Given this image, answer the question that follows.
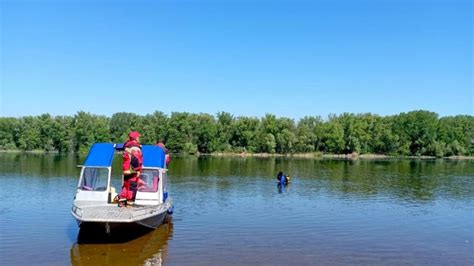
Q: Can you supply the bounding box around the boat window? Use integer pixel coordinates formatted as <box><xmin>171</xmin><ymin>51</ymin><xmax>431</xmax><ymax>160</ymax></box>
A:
<box><xmin>162</xmin><ymin>171</ymin><xmax>168</xmax><ymax>193</ymax></box>
<box><xmin>138</xmin><ymin>169</ymin><xmax>160</xmax><ymax>192</ymax></box>
<box><xmin>80</xmin><ymin>168</ymin><xmax>108</xmax><ymax>191</ymax></box>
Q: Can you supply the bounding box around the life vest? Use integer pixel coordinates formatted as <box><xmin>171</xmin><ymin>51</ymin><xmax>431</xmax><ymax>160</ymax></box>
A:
<box><xmin>122</xmin><ymin>140</ymin><xmax>143</xmax><ymax>175</ymax></box>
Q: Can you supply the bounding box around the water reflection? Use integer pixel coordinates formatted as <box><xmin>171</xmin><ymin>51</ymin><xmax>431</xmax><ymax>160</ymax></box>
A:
<box><xmin>70</xmin><ymin>219</ymin><xmax>173</xmax><ymax>266</ymax></box>
<box><xmin>277</xmin><ymin>183</ymin><xmax>291</xmax><ymax>193</ymax></box>
<box><xmin>2</xmin><ymin>153</ymin><xmax>472</xmax><ymax>203</ymax></box>
<box><xmin>170</xmin><ymin>156</ymin><xmax>473</xmax><ymax>203</ymax></box>
<box><xmin>1</xmin><ymin>154</ymin><xmax>473</xmax><ymax>265</ymax></box>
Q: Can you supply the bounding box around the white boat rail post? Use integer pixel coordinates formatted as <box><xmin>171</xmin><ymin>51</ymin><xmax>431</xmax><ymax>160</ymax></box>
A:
<box><xmin>158</xmin><ymin>169</ymin><xmax>163</xmax><ymax>204</ymax></box>
<box><xmin>162</xmin><ymin>168</ymin><xmax>169</xmax><ymax>202</ymax></box>
<box><xmin>121</xmin><ymin>174</ymin><xmax>124</xmax><ymax>199</ymax></box>
<box><xmin>76</xmin><ymin>166</ymin><xmax>85</xmax><ymax>190</ymax></box>
<box><xmin>107</xmin><ymin>166</ymin><xmax>112</xmax><ymax>203</ymax></box>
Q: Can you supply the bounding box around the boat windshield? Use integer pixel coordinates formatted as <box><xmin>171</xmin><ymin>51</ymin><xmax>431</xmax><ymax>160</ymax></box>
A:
<box><xmin>138</xmin><ymin>169</ymin><xmax>160</xmax><ymax>192</ymax></box>
<box><xmin>80</xmin><ymin>167</ymin><xmax>108</xmax><ymax>191</ymax></box>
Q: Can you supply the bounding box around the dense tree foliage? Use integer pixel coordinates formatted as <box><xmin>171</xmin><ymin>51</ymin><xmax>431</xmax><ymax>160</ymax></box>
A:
<box><xmin>0</xmin><ymin>110</ymin><xmax>472</xmax><ymax>157</ymax></box>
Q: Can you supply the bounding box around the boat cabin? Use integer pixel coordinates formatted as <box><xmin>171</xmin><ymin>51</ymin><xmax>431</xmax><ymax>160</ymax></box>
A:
<box><xmin>74</xmin><ymin>143</ymin><xmax>169</xmax><ymax>206</ymax></box>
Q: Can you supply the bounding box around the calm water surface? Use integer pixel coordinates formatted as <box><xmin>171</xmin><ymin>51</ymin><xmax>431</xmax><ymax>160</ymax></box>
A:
<box><xmin>0</xmin><ymin>154</ymin><xmax>473</xmax><ymax>265</ymax></box>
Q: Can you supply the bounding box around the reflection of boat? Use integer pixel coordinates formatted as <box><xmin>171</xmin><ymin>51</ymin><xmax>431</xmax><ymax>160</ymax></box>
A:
<box><xmin>71</xmin><ymin>143</ymin><xmax>173</xmax><ymax>233</ymax></box>
<box><xmin>70</xmin><ymin>218</ymin><xmax>173</xmax><ymax>265</ymax></box>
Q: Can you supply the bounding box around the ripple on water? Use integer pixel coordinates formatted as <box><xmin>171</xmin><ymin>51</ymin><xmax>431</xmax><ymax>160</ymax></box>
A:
<box><xmin>1</xmin><ymin>157</ymin><xmax>474</xmax><ymax>265</ymax></box>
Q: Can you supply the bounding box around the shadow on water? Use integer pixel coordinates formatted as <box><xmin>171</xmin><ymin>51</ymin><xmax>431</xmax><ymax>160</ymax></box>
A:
<box><xmin>70</xmin><ymin>218</ymin><xmax>173</xmax><ymax>265</ymax></box>
<box><xmin>76</xmin><ymin>224</ymin><xmax>154</xmax><ymax>244</ymax></box>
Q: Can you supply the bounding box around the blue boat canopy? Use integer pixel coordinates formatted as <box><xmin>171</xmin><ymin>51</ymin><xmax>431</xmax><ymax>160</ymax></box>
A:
<box><xmin>142</xmin><ymin>145</ymin><xmax>166</xmax><ymax>168</ymax></box>
<box><xmin>83</xmin><ymin>143</ymin><xmax>166</xmax><ymax>169</ymax></box>
<box><xmin>83</xmin><ymin>143</ymin><xmax>115</xmax><ymax>167</ymax></box>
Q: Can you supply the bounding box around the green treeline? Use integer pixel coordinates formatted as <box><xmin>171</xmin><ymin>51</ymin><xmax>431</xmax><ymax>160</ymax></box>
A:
<box><xmin>0</xmin><ymin>110</ymin><xmax>473</xmax><ymax>157</ymax></box>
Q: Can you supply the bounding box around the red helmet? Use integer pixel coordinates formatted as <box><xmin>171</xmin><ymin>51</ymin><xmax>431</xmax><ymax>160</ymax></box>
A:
<box><xmin>128</xmin><ymin>131</ymin><xmax>141</xmax><ymax>140</ymax></box>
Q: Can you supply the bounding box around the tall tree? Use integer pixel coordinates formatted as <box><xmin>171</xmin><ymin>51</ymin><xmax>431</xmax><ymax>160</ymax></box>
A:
<box><xmin>109</xmin><ymin>112</ymin><xmax>142</xmax><ymax>143</ymax></box>
<box><xmin>393</xmin><ymin>110</ymin><xmax>439</xmax><ymax>156</ymax></box>
<box><xmin>166</xmin><ymin>112</ymin><xmax>194</xmax><ymax>153</ymax></box>
<box><xmin>191</xmin><ymin>113</ymin><xmax>218</xmax><ymax>153</ymax></box>
<box><xmin>216</xmin><ymin>112</ymin><xmax>234</xmax><ymax>151</ymax></box>
<box><xmin>295</xmin><ymin>116</ymin><xmax>323</xmax><ymax>153</ymax></box>
<box><xmin>0</xmin><ymin>117</ymin><xmax>19</xmax><ymax>150</ymax></box>
<box><xmin>72</xmin><ymin>111</ymin><xmax>110</xmax><ymax>153</ymax></box>
<box><xmin>321</xmin><ymin>115</ymin><xmax>345</xmax><ymax>154</ymax></box>
<box><xmin>230</xmin><ymin>116</ymin><xmax>259</xmax><ymax>152</ymax></box>
<box><xmin>17</xmin><ymin>116</ymin><xmax>41</xmax><ymax>151</ymax></box>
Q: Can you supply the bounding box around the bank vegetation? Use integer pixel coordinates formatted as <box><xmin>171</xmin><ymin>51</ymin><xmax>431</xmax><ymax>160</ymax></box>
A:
<box><xmin>0</xmin><ymin>110</ymin><xmax>472</xmax><ymax>158</ymax></box>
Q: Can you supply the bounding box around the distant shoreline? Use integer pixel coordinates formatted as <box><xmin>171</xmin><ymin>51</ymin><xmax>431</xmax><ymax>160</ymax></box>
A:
<box><xmin>3</xmin><ymin>150</ymin><xmax>472</xmax><ymax>160</ymax></box>
<box><xmin>204</xmin><ymin>152</ymin><xmax>474</xmax><ymax>160</ymax></box>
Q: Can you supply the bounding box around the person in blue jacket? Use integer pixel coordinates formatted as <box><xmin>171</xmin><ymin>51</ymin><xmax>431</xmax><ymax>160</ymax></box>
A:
<box><xmin>276</xmin><ymin>171</ymin><xmax>290</xmax><ymax>185</ymax></box>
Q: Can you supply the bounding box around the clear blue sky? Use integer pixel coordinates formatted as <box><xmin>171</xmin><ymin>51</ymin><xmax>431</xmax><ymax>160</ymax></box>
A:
<box><xmin>1</xmin><ymin>0</ymin><xmax>472</xmax><ymax>119</ymax></box>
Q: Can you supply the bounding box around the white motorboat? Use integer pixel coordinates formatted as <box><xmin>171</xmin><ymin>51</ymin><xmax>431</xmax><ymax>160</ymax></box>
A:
<box><xmin>71</xmin><ymin>143</ymin><xmax>173</xmax><ymax>233</ymax></box>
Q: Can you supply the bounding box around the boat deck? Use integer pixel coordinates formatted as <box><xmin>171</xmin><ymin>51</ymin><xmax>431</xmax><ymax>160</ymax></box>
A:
<box><xmin>72</xmin><ymin>200</ymin><xmax>171</xmax><ymax>223</ymax></box>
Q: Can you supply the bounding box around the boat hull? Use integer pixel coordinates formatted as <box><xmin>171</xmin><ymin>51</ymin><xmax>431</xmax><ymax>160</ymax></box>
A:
<box><xmin>72</xmin><ymin>199</ymin><xmax>173</xmax><ymax>233</ymax></box>
<box><xmin>136</xmin><ymin>209</ymin><xmax>168</xmax><ymax>228</ymax></box>
<box><xmin>77</xmin><ymin>211</ymin><xmax>169</xmax><ymax>233</ymax></box>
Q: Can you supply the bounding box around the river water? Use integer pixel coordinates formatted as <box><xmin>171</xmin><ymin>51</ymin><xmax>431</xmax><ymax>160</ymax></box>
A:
<box><xmin>0</xmin><ymin>154</ymin><xmax>473</xmax><ymax>265</ymax></box>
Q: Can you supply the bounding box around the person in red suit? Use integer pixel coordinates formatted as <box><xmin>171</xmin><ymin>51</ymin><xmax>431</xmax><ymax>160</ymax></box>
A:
<box><xmin>118</xmin><ymin>131</ymin><xmax>143</xmax><ymax>207</ymax></box>
<box><xmin>156</xmin><ymin>139</ymin><xmax>170</xmax><ymax>166</ymax></box>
